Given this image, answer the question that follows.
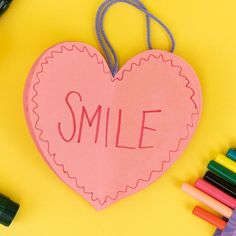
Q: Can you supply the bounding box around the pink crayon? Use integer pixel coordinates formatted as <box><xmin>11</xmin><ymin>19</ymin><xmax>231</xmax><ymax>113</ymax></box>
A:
<box><xmin>182</xmin><ymin>183</ymin><xmax>236</xmax><ymax>236</ymax></box>
<box><xmin>195</xmin><ymin>179</ymin><xmax>236</xmax><ymax>209</ymax></box>
<box><xmin>182</xmin><ymin>148</ymin><xmax>236</xmax><ymax>236</ymax></box>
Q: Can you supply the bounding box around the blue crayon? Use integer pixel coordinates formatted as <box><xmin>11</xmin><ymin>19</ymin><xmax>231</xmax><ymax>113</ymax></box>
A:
<box><xmin>226</xmin><ymin>148</ymin><xmax>236</xmax><ymax>162</ymax></box>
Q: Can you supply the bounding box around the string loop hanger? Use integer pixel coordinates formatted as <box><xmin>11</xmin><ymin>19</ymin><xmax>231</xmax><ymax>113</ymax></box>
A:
<box><xmin>96</xmin><ymin>0</ymin><xmax>176</xmax><ymax>77</ymax></box>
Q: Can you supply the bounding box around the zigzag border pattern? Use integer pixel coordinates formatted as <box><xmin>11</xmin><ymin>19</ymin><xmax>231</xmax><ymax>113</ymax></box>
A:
<box><xmin>29</xmin><ymin>44</ymin><xmax>199</xmax><ymax>206</ymax></box>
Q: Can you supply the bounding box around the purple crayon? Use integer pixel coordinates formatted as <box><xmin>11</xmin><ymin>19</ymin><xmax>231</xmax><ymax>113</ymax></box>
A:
<box><xmin>214</xmin><ymin>209</ymin><xmax>236</xmax><ymax>236</ymax></box>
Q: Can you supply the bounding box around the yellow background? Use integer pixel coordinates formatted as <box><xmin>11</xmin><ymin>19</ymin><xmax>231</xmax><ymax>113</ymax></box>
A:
<box><xmin>0</xmin><ymin>0</ymin><xmax>235</xmax><ymax>235</ymax></box>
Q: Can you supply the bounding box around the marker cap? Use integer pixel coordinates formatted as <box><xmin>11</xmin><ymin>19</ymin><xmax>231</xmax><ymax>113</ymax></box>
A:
<box><xmin>0</xmin><ymin>194</ymin><xmax>19</xmax><ymax>226</ymax></box>
<box><xmin>226</xmin><ymin>148</ymin><xmax>236</xmax><ymax>162</ymax></box>
<box><xmin>0</xmin><ymin>0</ymin><xmax>13</xmax><ymax>16</ymax></box>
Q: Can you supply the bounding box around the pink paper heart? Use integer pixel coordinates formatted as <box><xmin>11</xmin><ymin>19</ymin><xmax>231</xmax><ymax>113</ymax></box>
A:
<box><xmin>24</xmin><ymin>42</ymin><xmax>202</xmax><ymax>210</ymax></box>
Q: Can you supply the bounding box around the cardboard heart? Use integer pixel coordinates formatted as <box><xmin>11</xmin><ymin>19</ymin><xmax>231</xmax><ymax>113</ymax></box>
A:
<box><xmin>24</xmin><ymin>42</ymin><xmax>202</xmax><ymax>210</ymax></box>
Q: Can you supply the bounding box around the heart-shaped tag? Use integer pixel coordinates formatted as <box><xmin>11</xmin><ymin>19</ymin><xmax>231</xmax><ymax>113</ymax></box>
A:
<box><xmin>24</xmin><ymin>42</ymin><xmax>202</xmax><ymax>210</ymax></box>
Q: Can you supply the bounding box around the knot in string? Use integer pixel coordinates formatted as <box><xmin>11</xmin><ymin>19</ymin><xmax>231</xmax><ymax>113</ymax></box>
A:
<box><xmin>96</xmin><ymin>0</ymin><xmax>175</xmax><ymax>76</ymax></box>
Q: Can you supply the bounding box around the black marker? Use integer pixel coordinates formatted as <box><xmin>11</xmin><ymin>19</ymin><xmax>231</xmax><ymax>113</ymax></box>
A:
<box><xmin>0</xmin><ymin>0</ymin><xmax>18</xmax><ymax>226</ymax></box>
<box><xmin>0</xmin><ymin>0</ymin><xmax>12</xmax><ymax>16</ymax></box>
<box><xmin>0</xmin><ymin>194</ymin><xmax>19</xmax><ymax>226</ymax></box>
<box><xmin>204</xmin><ymin>171</ymin><xmax>236</xmax><ymax>198</ymax></box>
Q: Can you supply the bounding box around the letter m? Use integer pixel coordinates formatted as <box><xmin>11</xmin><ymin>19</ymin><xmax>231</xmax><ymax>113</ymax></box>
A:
<box><xmin>77</xmin><ymin>105</ymin><xmax>102</xmax><ymax>143</ymax></box>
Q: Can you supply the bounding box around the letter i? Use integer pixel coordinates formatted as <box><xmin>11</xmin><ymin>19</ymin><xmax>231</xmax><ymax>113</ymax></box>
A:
<box><xmin>105</xmin><ymin>107</ymin><xmax>110</xmax><ymax>147</ymax></box>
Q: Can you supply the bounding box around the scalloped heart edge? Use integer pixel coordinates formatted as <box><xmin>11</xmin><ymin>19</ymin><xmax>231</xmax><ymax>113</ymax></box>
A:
<box><xmin>24</xmin><ymin>42</ymin><xmax>201</xmax><ymax>210</ymax></box>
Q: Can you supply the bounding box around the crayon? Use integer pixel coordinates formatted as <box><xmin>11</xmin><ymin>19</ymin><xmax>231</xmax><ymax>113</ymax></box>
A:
<box><xmin>208</xmin><ymin>160</ymin><xmax>236</xmax><ymax>185</ymax></box>
<box><xmin>215</xmin><ymin>154</ymin><xmax>236</xmax><ymax>173</ymax></box>
<box><xmin>226</xmin><ymin>148</ymin><xmax>236</xmax><ymax>162</ymax></box>
<box><xmin>213</xmin><ymin>209</ymin><xmax>236</xmax><ymax>236</ymax></box>
<box><xmin>204</xmin><ymin>171</ymin><xmax>236</xmax><ymax>198</ymax></box>
<box><xmin>182</xmin><ymin>183</ymin><xmax>233</xmax><ymax>218</ymax></box>
<box><xmin>195</xmin><ymin>178</ymin><xmax>236</xmax><ymax>209</ymax></box>
<box><xmin>193</xmin><ymin>206</ymin><xmax>227</xmax><ymax>231</ymax></box>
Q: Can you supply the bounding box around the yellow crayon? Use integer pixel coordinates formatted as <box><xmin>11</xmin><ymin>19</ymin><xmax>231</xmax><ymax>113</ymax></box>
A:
<box><xmin>215</xmin><ymin>153</ymin><xmax>236</xmax><ymax>173</ymax></box>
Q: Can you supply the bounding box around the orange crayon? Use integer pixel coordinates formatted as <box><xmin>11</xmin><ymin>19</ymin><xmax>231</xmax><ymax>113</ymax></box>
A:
<box><xmin>193</xmin><ymin>206</ymin><xmax>227</xmax><ymax>231</ymax></box>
